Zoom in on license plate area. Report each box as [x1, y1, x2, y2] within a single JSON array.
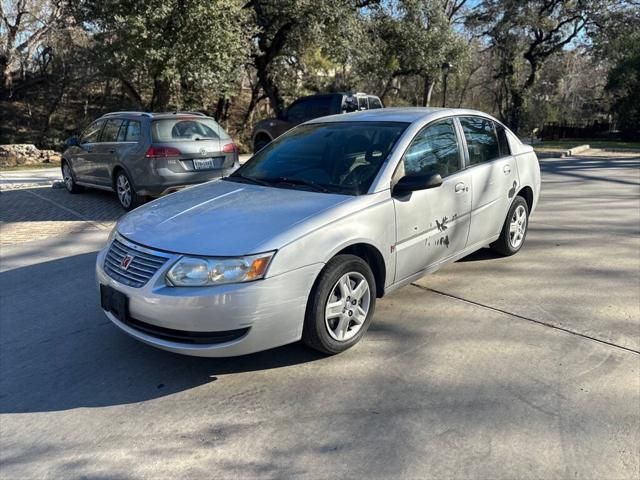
[[192, 157, 224, 170], [100, 284, 129, 322]]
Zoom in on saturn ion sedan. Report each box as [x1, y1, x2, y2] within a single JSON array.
[[96, 108, 540, 357]]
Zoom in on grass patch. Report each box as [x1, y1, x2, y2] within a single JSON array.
[[536, 139, 640, 150], [0, 161, 61, 172]]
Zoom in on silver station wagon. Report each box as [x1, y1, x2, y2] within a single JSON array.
[[96, 108, 541, 357]]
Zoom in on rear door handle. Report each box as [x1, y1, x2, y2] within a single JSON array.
[[503, 164, 512, 174], [455, 182, 467, 193], [109, 149, 116, 154]]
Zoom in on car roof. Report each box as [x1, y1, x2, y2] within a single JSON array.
[[305, 107, 497, 125], [99, 111, 213, 120]]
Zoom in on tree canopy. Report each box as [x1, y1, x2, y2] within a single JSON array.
[[1, 0, 638, 147]]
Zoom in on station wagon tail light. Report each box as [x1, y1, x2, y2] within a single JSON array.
[[222, 142, 237, 153], [166, 252, 275, 287], [145, 146, 181, 158]]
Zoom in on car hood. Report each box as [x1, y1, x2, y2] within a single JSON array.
[[117, 179, 351, 256]]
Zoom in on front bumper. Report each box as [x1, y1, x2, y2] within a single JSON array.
[[96, 237, 323, 357]]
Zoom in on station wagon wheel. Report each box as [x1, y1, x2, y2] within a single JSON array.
[[303, 254, 376, 354], [61, 161, 81, 193], [491, 195, 530, 256], [114, 170, 145, 211]]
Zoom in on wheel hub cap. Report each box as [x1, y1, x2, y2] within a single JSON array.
[[509, 205, 527, 249], [325, 272, 371, 342], [117, 175, 131, 207]]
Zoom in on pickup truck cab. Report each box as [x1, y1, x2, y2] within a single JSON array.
[[251, 92, 384, 152]]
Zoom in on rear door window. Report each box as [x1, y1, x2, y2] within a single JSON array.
[[357, 96, 368, 110], [459, 116, 500, 166], [100, 119, 124, 143], [80, 120, 105, 144], [117, 120, 142, 142]]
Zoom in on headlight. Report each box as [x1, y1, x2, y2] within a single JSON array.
[[105, 226, 118, 246], [166, 252, 275, 287]]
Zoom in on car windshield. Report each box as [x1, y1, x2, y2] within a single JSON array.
[[151, 118, 229, 142], [229, 121, 408, 195]]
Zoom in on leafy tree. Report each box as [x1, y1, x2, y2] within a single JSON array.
[[467, 0, 607, 132], [74, 0, 251, 110], [0, 0, 65, 93], [377, 0, 469, 105], [595, 2, 640, 139], [244, 0, 379, 116]]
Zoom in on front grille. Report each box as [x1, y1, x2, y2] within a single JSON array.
[[104, 238, 168, 288]]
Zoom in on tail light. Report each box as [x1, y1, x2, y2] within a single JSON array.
[[222, 142, 237, 153], [145, 146, 181, 158]]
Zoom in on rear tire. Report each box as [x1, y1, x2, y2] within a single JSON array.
[[490, 196, 529, 256], [302, 255, 376, 355], [114, 170, 145, 211], [61, 161, 82, 193]]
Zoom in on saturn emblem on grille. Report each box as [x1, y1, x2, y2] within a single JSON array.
[[120, 255, 134, 270]]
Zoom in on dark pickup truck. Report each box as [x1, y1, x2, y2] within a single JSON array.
[[251, 92, 384, 152]]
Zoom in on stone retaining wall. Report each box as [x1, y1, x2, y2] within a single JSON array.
[[0, 144, 61, 167]]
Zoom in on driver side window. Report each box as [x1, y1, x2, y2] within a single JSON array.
[[286, 100, 310, 123], [402, 119, 461, 178], [80, 120, 105, 144]]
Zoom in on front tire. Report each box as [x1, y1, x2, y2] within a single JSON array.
[[491, 196, 529, 256], [253, 137, 271, 153], [115, 170, 145, 211], [302, 255, 376, 355]]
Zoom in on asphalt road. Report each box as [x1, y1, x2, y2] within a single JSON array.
[[1, 153, 639, 479]]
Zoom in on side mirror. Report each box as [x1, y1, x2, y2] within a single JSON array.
[[66, 136, 79, 147], [392, 173, 443, 196]]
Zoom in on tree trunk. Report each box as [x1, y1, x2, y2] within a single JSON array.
[[243, 83, 266, 126], [255, 58, 283, 116], [507, 90, 524, 134], [151, 78, 171, 111], [422, 75, 435, 107], [119, 76, 143, 108]]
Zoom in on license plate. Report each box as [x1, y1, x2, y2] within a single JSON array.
[[100, 284, 128, 322], [193, 157, 223, 170]]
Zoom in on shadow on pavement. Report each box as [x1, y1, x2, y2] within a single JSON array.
[[0, 252, 325, 414], [539, 155, 640, 186]]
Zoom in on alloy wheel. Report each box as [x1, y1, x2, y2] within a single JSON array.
[[509, 204, 527, 249], [116, 174, 132, 209], [62, 164, 74, 191], [324, 272, 371, 342]]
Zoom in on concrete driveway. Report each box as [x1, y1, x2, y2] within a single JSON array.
[[1, 152, 639, 479]]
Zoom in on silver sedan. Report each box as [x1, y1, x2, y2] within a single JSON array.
[[96, 108, 541, 357]]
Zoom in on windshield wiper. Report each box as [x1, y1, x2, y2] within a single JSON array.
[[259, 176, 330, 193], [225, 174, 271, 187]]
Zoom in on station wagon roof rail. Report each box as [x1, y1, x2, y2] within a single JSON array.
[[101, 111, 153, 118]]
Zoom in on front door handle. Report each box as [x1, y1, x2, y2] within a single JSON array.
[[503, 164, 512, 175], [455, 182, 467, 193]]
